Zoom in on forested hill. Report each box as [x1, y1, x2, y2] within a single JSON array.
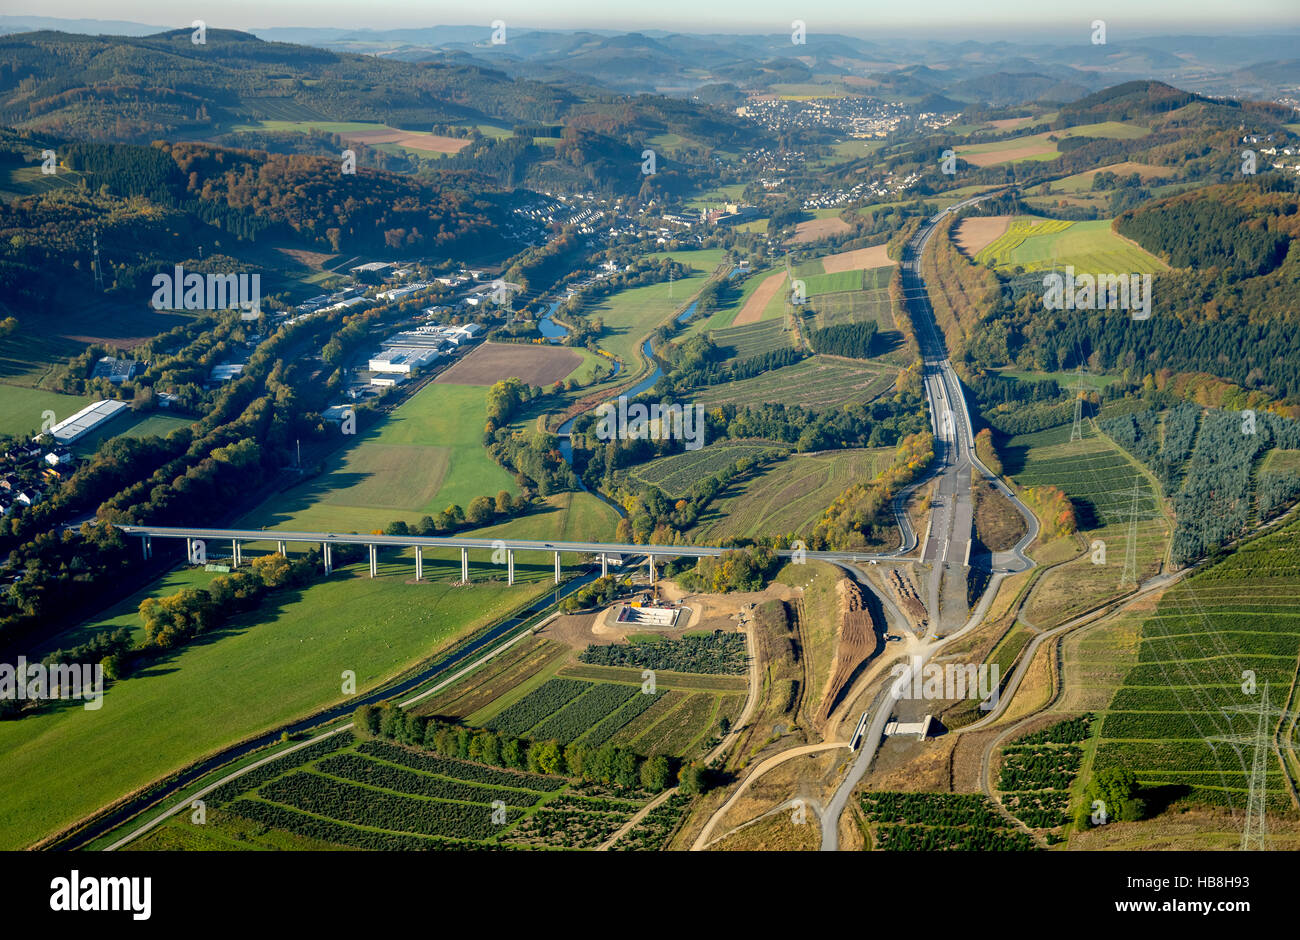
[[991, 176, 1300, 401], [1116, 179, 1297, 279], [0, 28, 764, 153], [0, 135, 516, 307], [1054, 80, 1296, 129], [0, 28, 576, 138]]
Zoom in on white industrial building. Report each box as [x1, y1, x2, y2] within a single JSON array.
[[376, 283, 430, 302], [368, 346, 440, 374], [41, 399, 130, 445]]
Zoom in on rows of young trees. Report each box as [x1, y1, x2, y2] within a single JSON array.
[[579, 630, 748, 674], [1098, 404, 1198, 491], [606, 447, 788, 545]]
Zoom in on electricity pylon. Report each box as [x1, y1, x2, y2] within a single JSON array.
[[1207, 683, 1299, 851], [92, 228, 104, 290], [1068, 366, 1091, 442]]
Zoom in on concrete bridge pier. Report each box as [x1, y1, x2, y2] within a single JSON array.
[[322, 542, 332, 575], [415, 546, 423, 580], [553, 551, 561, 584], [507, 549, 515, 586], [368, 544, 378, 578], [277, 540, 287, 556], [600, 553, 608, 577], [648, 553, 655, 585], [461, 547, 469, 583], [141, 535, 152, 560], [232, 539, 241, 567]]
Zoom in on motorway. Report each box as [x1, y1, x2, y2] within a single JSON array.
[[901, 196, 1039, 632], [817, 196, 1042, 850]]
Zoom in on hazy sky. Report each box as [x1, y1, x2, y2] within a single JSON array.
[[17, 1, 1300, 35]]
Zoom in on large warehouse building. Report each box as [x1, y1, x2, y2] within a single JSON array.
[[42, 399, 130, 445]]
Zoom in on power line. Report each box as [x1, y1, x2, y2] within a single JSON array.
[[1121, 480, 1141, 588]]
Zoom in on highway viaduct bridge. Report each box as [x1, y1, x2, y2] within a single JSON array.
[[116, 525, 919, 586]]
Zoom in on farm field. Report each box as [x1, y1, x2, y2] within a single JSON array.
[[611, 690, 743, 758], [956, 122, 1150, 167], [644, 247, 728, 272], [1042, 162, 1176, 194], [581, 256, 719, 367], [412, 636, 570, 721], [820, 244, 895, 273], [1262, 449, 1300, 474], [798, 270, 866, 296], [996, 715, 1092, 833], [691, 448, 893, 541], [240, 381, 516, 534], [953, 215, 1012, 257], [1022, 517, 1168, 627], [1092, 516, 1300, 814], [974, 217, 1166, 274], [434, 342, 583, 387], [1004, 422, 1160, 529], [685, 182, 748, 210], [0, 564, 548, 850], [730, 270, 788, 327], [693, 356, 896, 411], [467, 491, 621, 544], [0, 300, 194, 386], [0, 164, 90, 198], [127, 734, 652, 851], [0, 385, 95, 437], [235, 120, 471, 155], [790, 215, 851, 243], [627, 441, 786, 497], [681, 266, 786, 334], [557, 663, 748, 693], [859, 792, 1038, 850]]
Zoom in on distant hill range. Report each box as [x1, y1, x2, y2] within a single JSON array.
[[2, 16, 1299, 104]]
